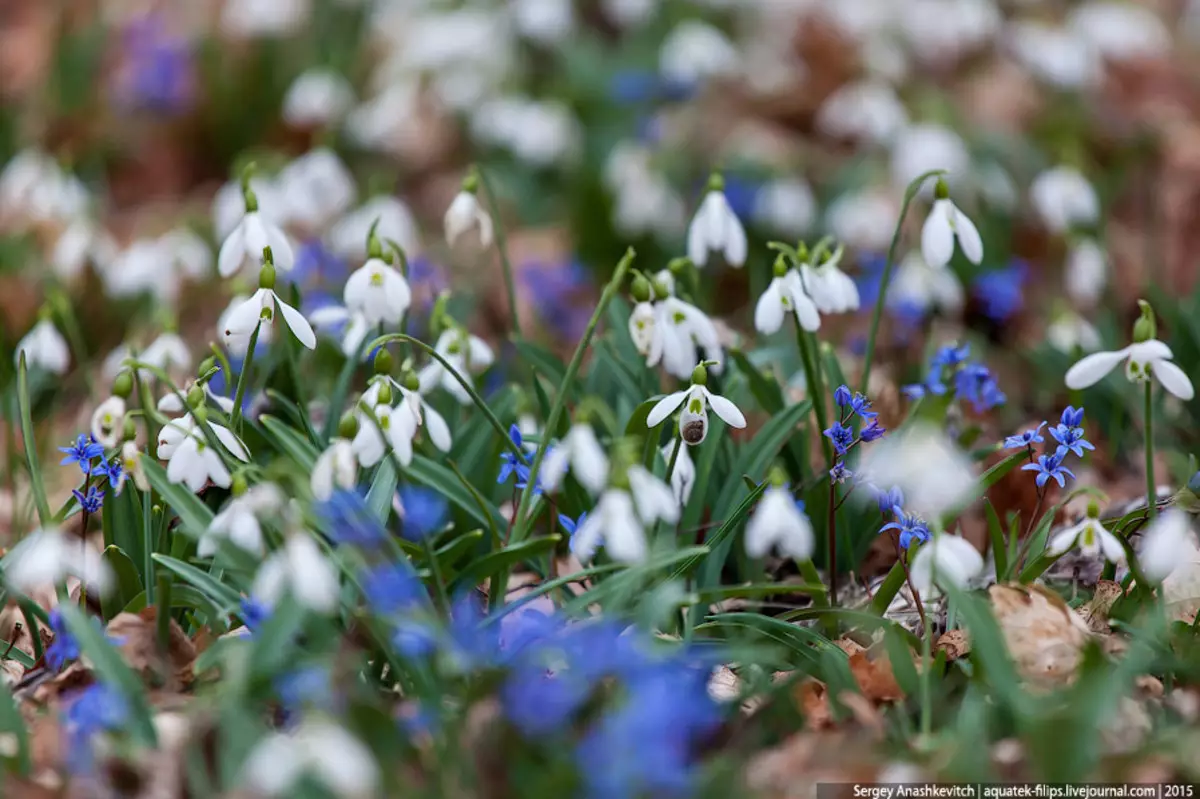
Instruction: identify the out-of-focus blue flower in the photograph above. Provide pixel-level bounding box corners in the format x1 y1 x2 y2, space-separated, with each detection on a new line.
445 592 500 669
954 363 1006 412
823 421 854 455
399 485 449 541
829 462 853 484
609 70 696 105
932 343 972 370
1021 453 1075 489
521 260 594 342
559 511 587 536
399 700 439 738
498 424 534 488
393 618 438 660
275 667 333 715
972 261 1027 323
60 434 104 473
101 459 124 492
73 486 104 514
319 490 387 548
114 15 194 115
905 343 1004 411
288 240 347 286
880 512 931 549
206 363 254 414
45 610 80 671
875 486 904 515
718 175 760 220
860 419 887 442
62 683 129 773
502 662 593 737
240 597 270 633
362 561 427 616
1003 422 1047 449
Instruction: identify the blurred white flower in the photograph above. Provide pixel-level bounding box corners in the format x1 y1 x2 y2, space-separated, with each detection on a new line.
219 293 275 357
344 82 423 153
900 0 1001 66
859 425 975 518
542 423 609 495
160 227 212 281
221 0 310 37
344 257 411 327
648 297 723 380
890 124 970 192
330 196 419 260
826 189 898 252
1005 22 1098 90
889 251 964 316
801 245 860 314
309 304 371 359
166 430 234 494
513 0 574 43
213 177 285 240
909 533 984 595
662 440 695 508
158 413 249 462
819 0 899 40
816 80 908 146
253 534 340 614
1068 1 1169 63
312 438 358 501
1065 238 1107 307
628 301 657 356
571 489 645 563
15 318 69 374
647 382 746 446
659 20 740 86
102 239 169 301
1140 509 1195 584
218 208 295 278
4 528 113 596
444 189 493 247
90 396 126 449
1047 310 1101 355
603 0 657 27
756 267 821 334
470 97 580 168
202 484 284 557
242 718 378 799
282 69 355 128
687 180 747 268
51 219 113 281
745 485 814 560
118 441 149 494
277 148 357 232
141 332 192 375
417 329 495 405
1048 514 1125 564
626 465 679 526
352 402 416 468
223 287 317 350
921 194 983 268
1030 166 1098 234
1065 340 1195 400
753 178 815 238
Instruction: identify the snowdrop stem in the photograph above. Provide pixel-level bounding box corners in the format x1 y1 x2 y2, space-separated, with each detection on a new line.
476 168 522 338
422 534 451 615
828 482 839 606
664 435 683 488
920 604 933 738
231 322 262 434
16 354 51 526
859 169 946 394
143 489 155 605
1145 381 1157 521
795 324 833 466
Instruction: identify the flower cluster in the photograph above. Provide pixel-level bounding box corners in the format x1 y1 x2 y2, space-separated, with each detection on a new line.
824 384 886 485
903 343 1006 412
1007 406 1092 490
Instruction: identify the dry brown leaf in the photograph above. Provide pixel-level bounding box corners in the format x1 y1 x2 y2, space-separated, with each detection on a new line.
106 611 196 689
936 629 971 661
835 691 885 738
989 583 1091 688
1080 580 1125 633
744 730 885 798
847 650 904 703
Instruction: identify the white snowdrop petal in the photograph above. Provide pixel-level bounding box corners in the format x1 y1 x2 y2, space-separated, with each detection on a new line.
646 390 689 428
703 389 746 429
1153 359 1195 401
275 297 317 349
921 201 955 269
218 224 246 277
952 206 984 264
754 281 787 334
1064 349 1129 390
422 403 453 452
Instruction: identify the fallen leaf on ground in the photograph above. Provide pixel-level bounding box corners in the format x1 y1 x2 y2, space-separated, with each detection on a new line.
989 583 1090 688
937 629 970 660
106 610 197 689
1080 580 1125 633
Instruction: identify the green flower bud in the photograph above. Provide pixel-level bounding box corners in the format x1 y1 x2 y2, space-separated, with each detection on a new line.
1086 500 1100 519
653 276 672 299
112 371 133 400
367 218 383 259
768 466 787 488
402 370 420 392
1132 299 1156 343
631 274 652 303
691 363 708 386
123 417 138 442
376 381 393 407
374 348 394 376
259 261 276 290
198 356 216 378
232 473 248 497
934 178 950 200
667 257 691 276
461 167 480 195
795 242 809 263
773 255 789 278
186 385 205 410
193 406 209 425
706 172 724 193
338 412 359 439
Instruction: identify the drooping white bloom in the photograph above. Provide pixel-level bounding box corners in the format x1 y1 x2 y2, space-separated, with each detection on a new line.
627 465 680 526
90 396 126 449
1047 515 1125 564
1065 339 1194 400
755 268 821 334
889 251 964 315
1047 310 1102 354
221 0 310 37
311 439 359 502
282 69 355 128
119 441 149 494
649 297 724 380
351 403 417 468
157 381 235 416
745 485 814 560
1005 21 1098 90
308 304 371 359
899 0 1001 66
330 196 419 260
687 181 747 268
218 209 295 278
213 177 285 240
909 533 985 595
4 527 113 596
800 246 860 314
816 80 908 146
15 319 69 374
921 195 983 268
277 148 357 232
628 301 656 356
825 188 897 251
252 533 340 614
1067 0 1169 63
344 257 411 327
753 179 816 238
663 441 695 507
166 430 234 493
890 124 970 192
242 717 379 799
647 382 747 446
659 20 739 85
469 97 581 168
542 423 609 495
141 332 191 375
1065 239 1107 307
219 293 274 358
444 190 493 247
859 424 975 518
158 413 250 463
571 489 647 564
513 0 574 43
160 227 213 281
1140 509 1194 584
51 218 111 281
396 383 452 454
223 287 317 350
417 329 495 405
201 484 284 557
1030 166 1099 234
101 238 169 301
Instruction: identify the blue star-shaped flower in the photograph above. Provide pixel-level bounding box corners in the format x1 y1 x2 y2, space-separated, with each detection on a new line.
559 512 587 536
860 419 886 442
880 512 932 549
829 462 853 484
931 343 971 370
72 486 104 514
1050 424 1094 459
875 486 904 515
498 424 533 487
823 421 854 455
59 434 104 473
1021 453 1076 488
1003 422 1047 449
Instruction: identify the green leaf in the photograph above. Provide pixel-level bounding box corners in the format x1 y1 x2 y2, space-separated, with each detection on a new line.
16 355 50 525
693 583 827 603
365 458 399 523
624 398 659 437
729 349 784 413
869 561 908 616
884 626 920 696
698 613 842 667
101 546 144 621
0 680 30 775
435 528 485 571
141 459 215 537
513 339 567 390
984 499 1009 581
948 588 1024 710
258 414 320 470
152 554 243 610
451 535 562 591
58 605 157 746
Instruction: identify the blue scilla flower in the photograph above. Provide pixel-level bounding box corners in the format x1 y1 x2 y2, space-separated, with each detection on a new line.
1049 406 1093 459
60 434 104 473
1003 422 1046 449
73 486 104 514
445 592 501 669
393 618 439 660
559 512 587 537
954 363 1006 412
901 379 948 401
319 490 387 548
240 596 270 633
823 421 854 455
833 385 852 407
829 462 853 484
275 667 333 716
101 459 124 492
399 485 449 541
1022 453 1075 489
1060 406 1085 428
362 561 428 616
63 683 128 773
834 385 878 420
972 262 1026 324
498 425 534 489
288 239 347 286
115 15 194 115
881 512 932 549
502 661 593 738
45 610 80 671
521 260 594 342
931 343 972 370
875 486 905 515
860 419 887 442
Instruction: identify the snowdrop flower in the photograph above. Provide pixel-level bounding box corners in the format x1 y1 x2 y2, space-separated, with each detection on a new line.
219 293 273 357
15 317 69 374
921 180 983 268
859 424 975 518
166 427 234 493
1030 166 1099 234
890 124 970 192
1140 509 1194 584
889 251 964 315
3 527 113 595
909 532 984 595
1068 1 1169 63
1005 21 1098 90
1047 309 1102 354
753 178 815 238
352 402 417 469
604 0 656 27
659 20 739 85
417 328 494 405
282 68 354 128
90 396 126 449
201 484 284 557
157 381 235 416
160 227 212 281
513 0 574 43
745 482 814 560
213 177 285 240
1065 303 1194 400
223 266 317 350
330 196 418 260
662 440 695 507
344 255 411 327
647 364 747 446
800 242 860 314
119 441 149 494
309 304 371 359
469 97 581 168
444 173 493 247
628 299 657 356
687 173 747 268
816 80 908 146
101 238 168 300
755 257 821 334
221 0 310 37
277 149 357 232
649 296 723 380
395 378 452 454
158 412 249 463
825 189 897 252
1065 239 1107 307
542 423 609 495
51 218 111 281
242 717 378 799
312 438 358 502
626 465 679 526
141 331 191 375
572 469 677 564
218 187 295 278
1047 504 1125 564
252 533 340 614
